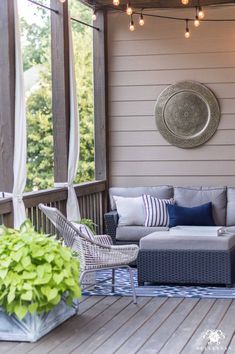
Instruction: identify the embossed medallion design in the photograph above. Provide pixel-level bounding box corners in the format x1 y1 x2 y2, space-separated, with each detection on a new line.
155 81 220 148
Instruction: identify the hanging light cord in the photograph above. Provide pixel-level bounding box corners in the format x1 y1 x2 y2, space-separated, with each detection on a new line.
71 16 100 31
26 0 99 30
27 0 58 14
108 4 235 23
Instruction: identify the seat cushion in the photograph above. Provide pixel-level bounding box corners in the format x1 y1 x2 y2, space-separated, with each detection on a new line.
174 186 227 226
116 226 169 242
109 186 173 210
140 226 235 251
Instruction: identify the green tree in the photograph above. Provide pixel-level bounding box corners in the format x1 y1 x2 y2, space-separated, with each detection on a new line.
21 1 94 191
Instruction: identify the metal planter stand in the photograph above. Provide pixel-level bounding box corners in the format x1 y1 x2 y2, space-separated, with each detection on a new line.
0 297 78 342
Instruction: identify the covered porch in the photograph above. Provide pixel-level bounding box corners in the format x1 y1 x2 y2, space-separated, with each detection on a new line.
1 0 235 352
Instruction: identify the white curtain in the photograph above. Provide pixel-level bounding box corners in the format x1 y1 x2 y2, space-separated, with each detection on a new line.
55 18 81 222
12 0 27 229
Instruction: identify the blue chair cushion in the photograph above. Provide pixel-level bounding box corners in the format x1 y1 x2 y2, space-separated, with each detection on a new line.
167 202 215 227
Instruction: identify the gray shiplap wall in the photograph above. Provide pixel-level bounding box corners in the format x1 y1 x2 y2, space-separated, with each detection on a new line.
107 6 235 187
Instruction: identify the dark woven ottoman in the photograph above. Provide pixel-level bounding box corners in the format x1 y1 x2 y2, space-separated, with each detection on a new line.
137 228 235 286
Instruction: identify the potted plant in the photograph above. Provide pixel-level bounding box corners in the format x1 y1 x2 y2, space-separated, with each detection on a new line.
0 220 81 342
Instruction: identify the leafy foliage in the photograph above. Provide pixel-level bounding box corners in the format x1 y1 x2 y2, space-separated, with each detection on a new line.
0 221 81 320
80 218 97 234
21 1 94 191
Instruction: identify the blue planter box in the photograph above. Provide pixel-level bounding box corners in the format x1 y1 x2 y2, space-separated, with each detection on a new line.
0 297 78 342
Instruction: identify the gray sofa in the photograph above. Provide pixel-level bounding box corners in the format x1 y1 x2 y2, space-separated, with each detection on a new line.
104 186 235 285
104 185 233 244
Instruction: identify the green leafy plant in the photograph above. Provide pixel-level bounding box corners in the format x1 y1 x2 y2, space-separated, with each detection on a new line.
79 218 97 234
0 220 81 320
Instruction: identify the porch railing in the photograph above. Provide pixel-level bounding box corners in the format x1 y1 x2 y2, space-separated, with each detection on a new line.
0 180 107 235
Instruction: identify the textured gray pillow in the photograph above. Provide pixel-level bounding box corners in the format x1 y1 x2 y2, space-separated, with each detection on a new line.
174 186 227 226
113 196 145 226
227 188 235 226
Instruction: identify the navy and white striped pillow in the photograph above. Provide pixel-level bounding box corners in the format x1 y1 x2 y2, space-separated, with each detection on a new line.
142 194 174 227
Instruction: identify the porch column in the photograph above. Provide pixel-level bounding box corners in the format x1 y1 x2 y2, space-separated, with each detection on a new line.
0 0 15 193
51 0 70 183
93 9 109 183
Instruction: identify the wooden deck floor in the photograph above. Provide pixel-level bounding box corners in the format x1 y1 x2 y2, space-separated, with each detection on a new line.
1 296 235 354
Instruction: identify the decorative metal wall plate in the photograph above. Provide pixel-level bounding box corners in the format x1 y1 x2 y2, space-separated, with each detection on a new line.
155 81 220 149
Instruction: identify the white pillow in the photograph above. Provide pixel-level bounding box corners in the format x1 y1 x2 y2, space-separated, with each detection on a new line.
113 196 145 226
71 222 95 241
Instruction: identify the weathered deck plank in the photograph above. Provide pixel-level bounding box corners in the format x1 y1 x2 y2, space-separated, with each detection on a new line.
116 298 199 354
1 296 235 354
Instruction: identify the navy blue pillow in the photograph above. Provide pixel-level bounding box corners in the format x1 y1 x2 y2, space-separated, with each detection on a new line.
167 202 215 227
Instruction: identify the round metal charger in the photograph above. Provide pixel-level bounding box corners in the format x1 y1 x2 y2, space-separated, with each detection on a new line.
155 81 220 149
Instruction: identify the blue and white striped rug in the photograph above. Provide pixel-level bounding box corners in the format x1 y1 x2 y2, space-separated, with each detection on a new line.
82 268 235 299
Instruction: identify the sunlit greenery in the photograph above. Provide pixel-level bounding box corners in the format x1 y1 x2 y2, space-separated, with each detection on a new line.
21 1 94 191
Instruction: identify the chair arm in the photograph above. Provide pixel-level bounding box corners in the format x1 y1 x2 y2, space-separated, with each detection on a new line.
104 210 119 244
94 234 113 246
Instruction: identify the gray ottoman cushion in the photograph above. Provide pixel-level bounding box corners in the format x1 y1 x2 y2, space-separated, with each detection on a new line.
116 226 169 242
227 188 235 226
109 186 173 210
174 186 227 226
140 227 235 251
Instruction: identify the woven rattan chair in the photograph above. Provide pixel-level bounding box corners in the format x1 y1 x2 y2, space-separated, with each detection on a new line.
38 204 139 303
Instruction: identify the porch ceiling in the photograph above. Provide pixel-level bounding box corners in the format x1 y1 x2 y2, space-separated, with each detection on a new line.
80 0 234 9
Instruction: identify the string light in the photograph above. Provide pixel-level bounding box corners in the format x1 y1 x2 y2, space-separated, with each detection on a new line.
194 7 200 27
181 0 189 5
139 11 144 26
198 6 205 19
92 9 97 21
129 14 135 31
126 2 133 16
185 19 190 38
113 0 120 6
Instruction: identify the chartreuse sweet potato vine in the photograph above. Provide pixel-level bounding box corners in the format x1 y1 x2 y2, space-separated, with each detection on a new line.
0 220 81 320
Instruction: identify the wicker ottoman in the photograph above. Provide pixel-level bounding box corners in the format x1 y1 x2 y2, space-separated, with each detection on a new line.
137 227 235 286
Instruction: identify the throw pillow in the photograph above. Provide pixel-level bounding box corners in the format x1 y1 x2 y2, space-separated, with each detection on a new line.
71 222 95 240
167 202 215 228
142 194 174 227
113 196 145 226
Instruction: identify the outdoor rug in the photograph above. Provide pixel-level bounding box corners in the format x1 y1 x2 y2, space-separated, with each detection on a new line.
82 268 235 299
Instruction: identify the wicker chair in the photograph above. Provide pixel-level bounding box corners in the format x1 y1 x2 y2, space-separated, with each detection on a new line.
38 204 139 303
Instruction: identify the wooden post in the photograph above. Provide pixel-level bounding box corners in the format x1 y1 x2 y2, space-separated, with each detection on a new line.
50 0 70 183
0 0 15 193
93 10 109 183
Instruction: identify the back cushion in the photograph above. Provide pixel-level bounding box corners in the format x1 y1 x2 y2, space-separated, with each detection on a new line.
174 186 227 226
227 188 235 226
109 186 173 210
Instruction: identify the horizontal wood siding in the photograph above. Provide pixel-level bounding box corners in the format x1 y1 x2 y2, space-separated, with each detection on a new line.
108 6 235 187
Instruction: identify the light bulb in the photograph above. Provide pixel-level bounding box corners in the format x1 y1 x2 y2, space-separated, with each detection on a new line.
126 3 133 16
185 20 190 38
181 0 189 5
198 7 205 19
194 16 200 27
129 16 135 31
139 13 144 26
92 10 97 21
113 0 120 5
59 0 66 3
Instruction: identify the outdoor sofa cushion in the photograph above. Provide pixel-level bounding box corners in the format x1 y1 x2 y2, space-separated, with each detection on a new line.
109 186 173 211
140 226 235 251
174 186 227 226
116 226 169 242
167 202 215 227
227 188 235 226
113 195 145 226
